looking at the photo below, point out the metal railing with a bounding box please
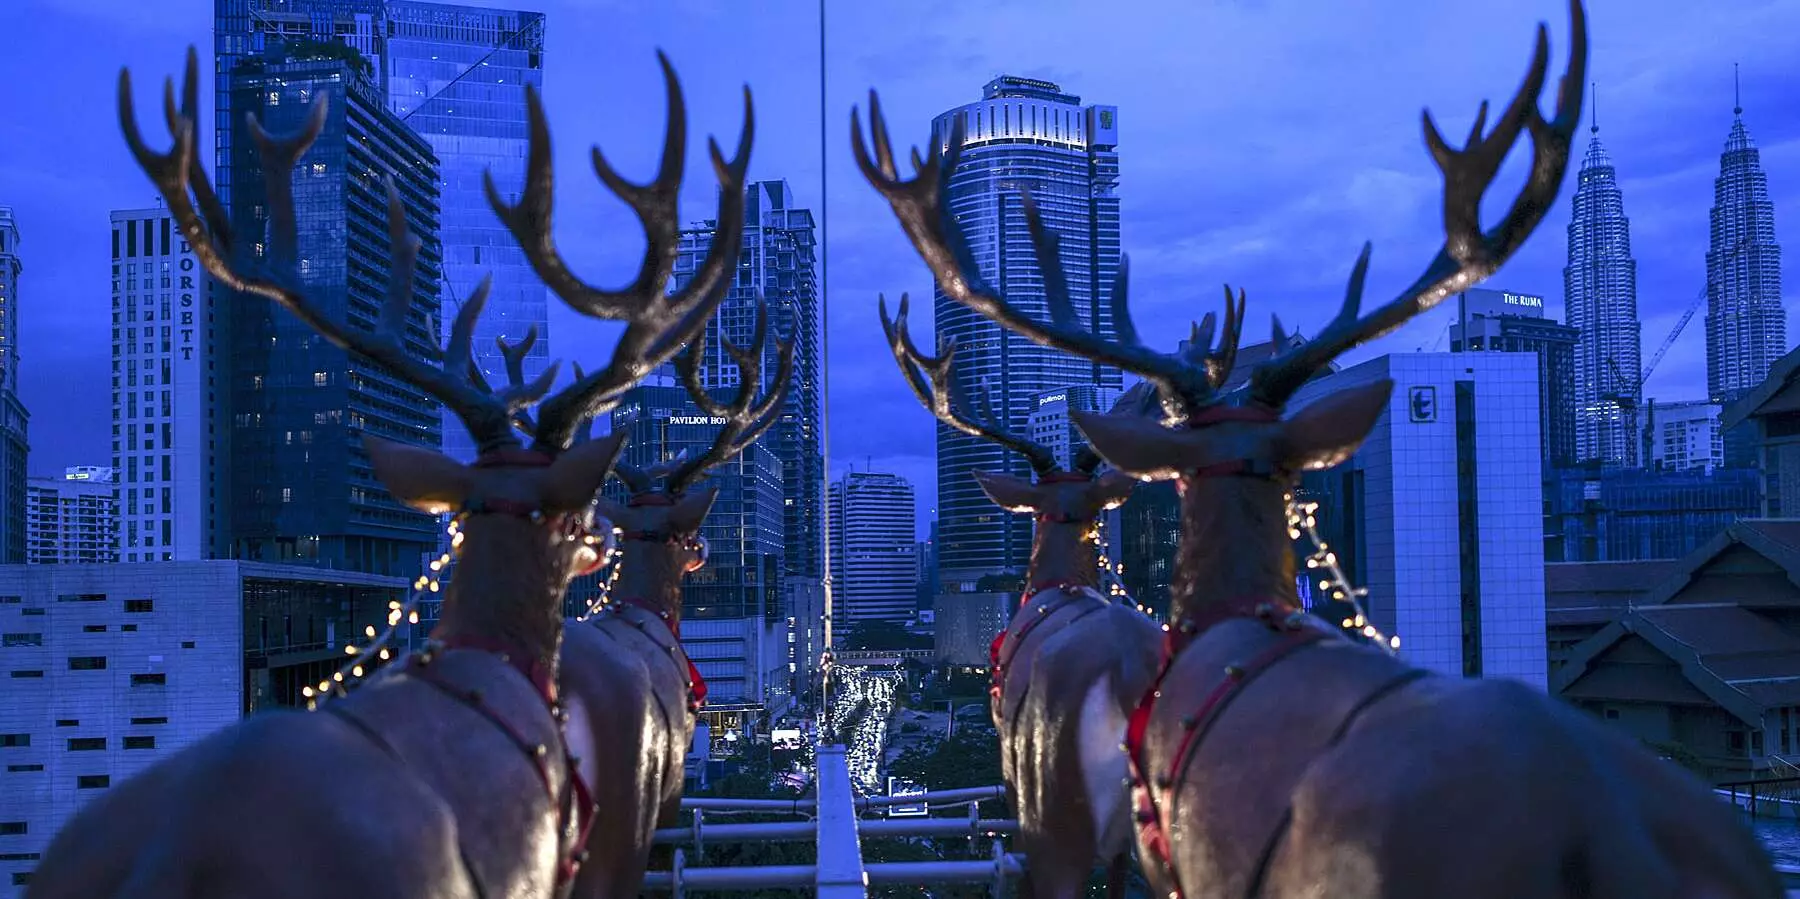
[645,744,1023,897]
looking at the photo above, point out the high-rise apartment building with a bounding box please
[214,0,551,465]
[110,206,222,561]
[1705,97,1786,404]
[1645,400,1725,472]
[930,76,1122,586]
[1450,288,1581,467]
[829,471,918,628]
[607,378,788,722]
[672,181,823,580]
[26,468,118,565]
[221,45,444,574]
[1563,122,1642,467]
[0,209,27,564]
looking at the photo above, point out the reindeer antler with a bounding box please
[878,293,1060,476]
[118,48,552,452]
[1247,5,1585,408]
[488,51,754,451]
[855,0,1586,419]
[120,48,752,455]
[661,299,797,495]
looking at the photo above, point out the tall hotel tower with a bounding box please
[111,207,222,561]
[672,181,823,580]
[930,76,1122,589]
[1705,84,1785,404]
[216,1,550,465]
[830,471,918,628]
[1562,112,1642,467]
[0,209,26,562]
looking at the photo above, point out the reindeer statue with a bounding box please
[25,48,750,899]
[557,305,794,899]
[856,3,1785,896]
[875,296,1161,899]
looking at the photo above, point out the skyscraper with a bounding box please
[672,181,822,579]
[1705,89,1785,404]
[111,206,222,561]
[215,0,550,466]
[222,44,445,574]
[1450,288,1580,468]
[829,471,918,628]
[931,76,1122,586]
[1563,117,1642,467]
[0,208,26,564]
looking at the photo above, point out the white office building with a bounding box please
[1293,352,1547,687]
[0,561,406,894]
[830,472,918,628]
[110,206,219,562]
[1646,400,1725,472]
[25,468,118,565]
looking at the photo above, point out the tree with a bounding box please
[845,619,931,651]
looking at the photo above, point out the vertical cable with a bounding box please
[816,0,837,741]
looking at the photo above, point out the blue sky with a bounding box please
[3,0,1798,534]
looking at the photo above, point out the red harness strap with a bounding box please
[988,581,1099,703]
[612,597,708,714]
[407,636,597,886]
[1123,598,1320,899]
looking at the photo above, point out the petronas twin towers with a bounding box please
[1563,80,1785,468]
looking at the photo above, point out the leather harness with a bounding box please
[1118,403,1433,899]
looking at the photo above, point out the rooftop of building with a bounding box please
[1722,342,1800,429]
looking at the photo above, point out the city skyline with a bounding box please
[4,0,1799,537]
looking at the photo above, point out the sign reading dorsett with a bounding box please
[886,777,928,817]
[177,244,198,361]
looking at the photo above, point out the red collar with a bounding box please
[1021,579,1098,606]
[428,634,558,704]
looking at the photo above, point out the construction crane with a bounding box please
[1606,283,1707,463]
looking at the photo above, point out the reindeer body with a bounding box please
[47,44,755,899]
[857,2,1782,893]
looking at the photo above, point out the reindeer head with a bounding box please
[121,48,754,593]
[854,0,1586,490]
[596,299,795,577]
[875,286,1150,524]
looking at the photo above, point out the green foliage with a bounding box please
[660,740,814,899]
[845,619,931,651]
[276,36,374,78]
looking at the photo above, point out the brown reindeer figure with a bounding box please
[875,294,1162,899]
[856,4,1783,897]
[27,48,750,899]
[557,304,794,899]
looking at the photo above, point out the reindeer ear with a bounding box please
[592,495,630,527]
[364,434,472,515]
[541,431,630,513]
[669,486,719,533]
[1271,379,1394,472]
[1090,469,1138,511]
[972,471,1041,513]
[1071,411,1183,481]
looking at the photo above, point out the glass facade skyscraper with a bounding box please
[1705,101,1786,405]
[222,47,445,573]
[671,181,823,580]
[1563,123,1642,467]
[929,76,1123,584]
[0,208,26,564]
[215,1,549,465]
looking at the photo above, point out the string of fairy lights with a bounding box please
[1287,494,1400,655]
[301,514,620,711]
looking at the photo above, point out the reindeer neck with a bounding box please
[1170,475,1297,626]
[430,517,570,671]
[611,540,685,630]
[1026,517,1099,597]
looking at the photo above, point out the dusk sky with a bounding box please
[3,0,1797,535]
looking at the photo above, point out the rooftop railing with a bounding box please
[645,744,1024,898]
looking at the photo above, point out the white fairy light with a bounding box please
[1286,495,1399,655]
